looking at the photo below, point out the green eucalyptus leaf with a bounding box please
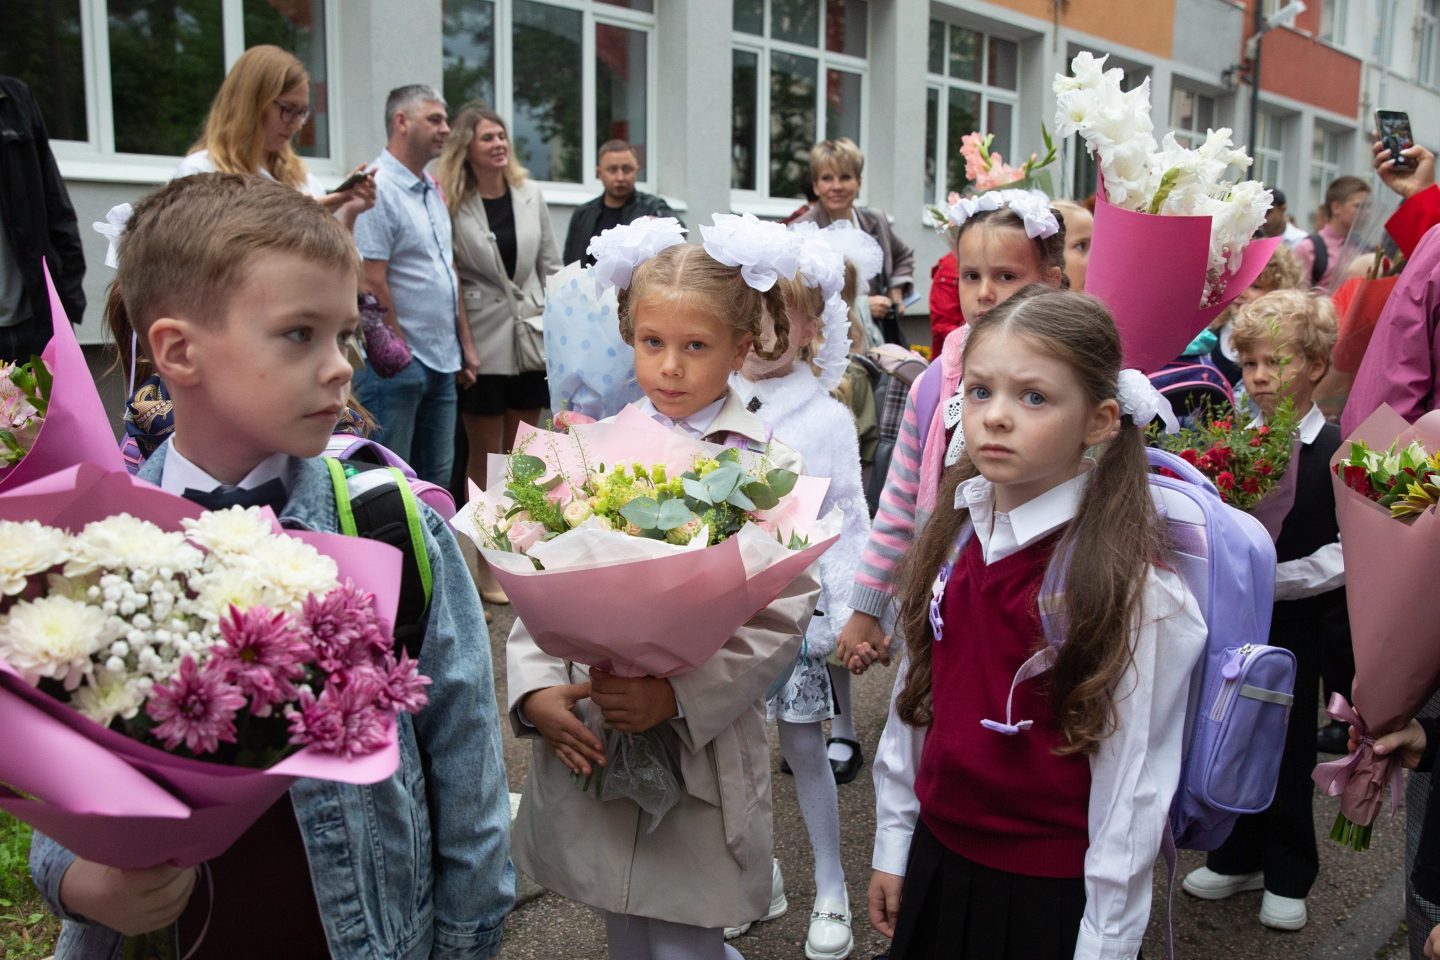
[765,468,798,498]
[703,464,744,500]
[620,496,661,530]
[726,487,756,511]
[510,454,547,482]
[682,476,712,503]
[655,498,695,530]
[742,481,779,510]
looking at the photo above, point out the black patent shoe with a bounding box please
[828,737,864,784]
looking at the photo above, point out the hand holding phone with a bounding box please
[1376,110,1415,170]
[330,167,372,194]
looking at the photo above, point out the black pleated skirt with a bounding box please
[889,819,1087,960]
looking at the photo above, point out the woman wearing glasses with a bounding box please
[173,45,374,229]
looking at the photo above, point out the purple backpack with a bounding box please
[321,436,456,520]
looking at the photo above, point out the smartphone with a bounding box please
[329,169,370,194]
[1376,110,1415,170]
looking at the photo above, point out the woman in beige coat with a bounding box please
[437,104,561,485]
[508,390,819,957]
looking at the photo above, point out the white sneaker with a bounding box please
[1259,891,1307,931]
[805,892,853,960]
[724,858,787,939]
[1180,866,1264,901]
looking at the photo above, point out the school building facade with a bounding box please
[10,0,1435,341]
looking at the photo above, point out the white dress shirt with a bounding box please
[1250,403,1346,601]
[636,395,727,438]
[871,470,1207,960]
[159,445,292,497]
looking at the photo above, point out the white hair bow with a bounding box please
[1116,369,1179,433]
[699,213,801,292]
[586,216,688,289]
[92,203,134,269]
[944,189,1059,240]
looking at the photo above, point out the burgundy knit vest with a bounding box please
[915,532,1092,878]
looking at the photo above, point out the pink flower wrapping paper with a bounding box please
[0,464,405,868]
[454,408,842,678]
[1312,405,1440,831]
[0,263,126,492]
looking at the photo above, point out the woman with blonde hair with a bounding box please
[436,103,560,481]
[174,44,373,228]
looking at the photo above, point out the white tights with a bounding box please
[777,718,847,903]
[603,913,745,960]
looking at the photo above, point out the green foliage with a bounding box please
[0,812,58,958]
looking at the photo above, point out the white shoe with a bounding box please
[805,892,853,960]
[724,858,787,939]
[1259,891,1307,931]
[1180,866,1264,901]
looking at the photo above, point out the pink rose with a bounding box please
[508,519,547,554]
[545,479,573,505]
[553,410,597,433]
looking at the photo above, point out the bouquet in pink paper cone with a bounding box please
[0,464,425,874]
[0,264,126,491]
[1053,52,1282,372]
[1312,405,1440,849]
[454,406,840,822]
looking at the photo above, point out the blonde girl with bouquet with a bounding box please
[728,226,872,959]
[506,216,822,960]
[867,286,1205,959]
[838,192,1071,677]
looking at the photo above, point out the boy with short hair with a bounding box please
[1182,289,1349,932]
[1294,175,1371,287]
[30,172,514,958]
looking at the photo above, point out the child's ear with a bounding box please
[1085,397,1121,447]
[1044,264,1065,288]
[146,317,204,387]
[731,333,754,370]
[1306,353,1329,386]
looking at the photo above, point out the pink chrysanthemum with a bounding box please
[286,680,390,760]
[302,581,388,673]
[374,651,431,714]
[209,605,311,716]
[147,656,246,755]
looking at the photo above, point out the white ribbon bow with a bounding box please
[586,216,688,290]
[699,213,801,293]
[92,203,134,269]
[1116,368,1179,433]
[944,188,1059,240]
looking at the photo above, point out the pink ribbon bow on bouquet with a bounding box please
[1311,693,1406,850]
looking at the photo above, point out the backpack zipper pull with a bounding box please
[1221,644,1252,681]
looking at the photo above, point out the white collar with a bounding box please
[160,445,292,496]
[956,464,1092,561]
[637,394,728,438]
[1247,402,1326,446]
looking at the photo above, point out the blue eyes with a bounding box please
[284,328,360,347]
[1022,390,1046,406]
[965,385,1045,405]
[968,385,990,400]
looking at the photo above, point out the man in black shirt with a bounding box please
[0,76,86,360]
[561,139,683,265]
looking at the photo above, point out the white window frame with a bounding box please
[1310,123,1344,206]
[1420,0,1440,87]
[1168,86,1217,149]
[1254,110,1286,189]
[729,0,870,210]
[479,0,657,204]
[923,18,1021,206]
[52,0,343,184]
[1319,0,1349,46]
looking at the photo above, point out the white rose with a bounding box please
[562,500,593,528]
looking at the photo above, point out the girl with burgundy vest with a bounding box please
[866,288,1207,960]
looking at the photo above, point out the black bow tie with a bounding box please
[182,477,288,513]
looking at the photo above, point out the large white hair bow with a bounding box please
[788,224,847,299]
[1115,368,1178,433]
[699,213,801,292]
[814,220,883,284]
[92,203,134,269]
[944,189,1059,240]
[586,216,688,289]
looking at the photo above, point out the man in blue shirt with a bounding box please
[353,84,478,486]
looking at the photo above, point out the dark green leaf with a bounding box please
[510,454,547,482]
[742,481,779,510]
[765,468,797,498]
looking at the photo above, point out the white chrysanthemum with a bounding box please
[245,536,339,607]
[0,521,71,595]
[192,565,274,621]
[182,505,274,556]
[0,595,114,687]
[71,672,146,725]
[66,514,204,577]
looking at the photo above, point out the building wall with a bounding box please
[987,0,1177,58]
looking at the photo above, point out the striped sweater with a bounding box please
[851,373,928,619]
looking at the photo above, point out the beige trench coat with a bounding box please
[507,392,817,928]
[453,178,561,376]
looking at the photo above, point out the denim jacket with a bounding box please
[29,443,515,958]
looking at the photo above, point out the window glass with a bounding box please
[512,0,583,182]
[986,100,1014,163]
[595,23,647,165]
[927,20,944,75]
[2,1,87,142]
[108,0,225,156]
[595,0,653,11]
[826,68,861,142]
[734,0,764,35]
[949,26,980,82]
[772,0,820,46]
[825,0,867,56]
[946,88,980,197]
[732,49,759,190]
[243,0,329,158]
[924,86,939,201]
[770,51,818,199]
[987,36,1018,90]
[443,0,497,114]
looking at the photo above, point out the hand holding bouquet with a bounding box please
[1313,406,1440,849]
[1149,398,1302,539]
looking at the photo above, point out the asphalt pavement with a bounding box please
[478,592,1408,960]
